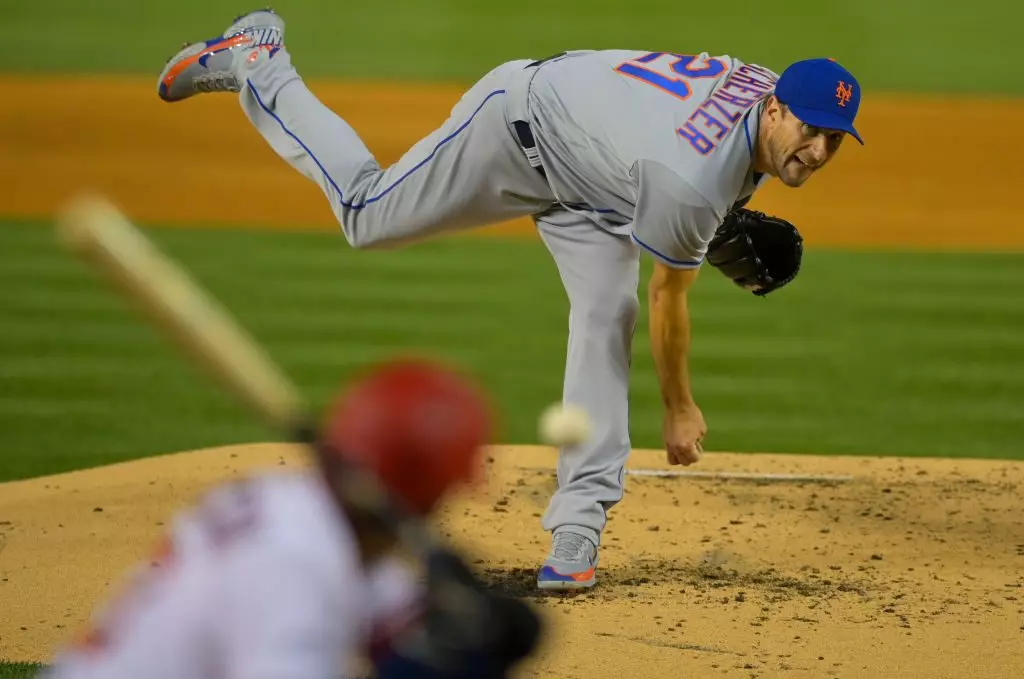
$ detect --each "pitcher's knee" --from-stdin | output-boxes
[335,207,408,250]
[337,216,380,250]
[333,185,447,250]
[574,289,639,329]
[336,212,433,250]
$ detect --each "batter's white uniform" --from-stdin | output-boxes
[43,472,420,679]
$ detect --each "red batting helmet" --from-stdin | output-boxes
[321,357,494,515]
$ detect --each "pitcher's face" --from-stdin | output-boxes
[762,96,846,187]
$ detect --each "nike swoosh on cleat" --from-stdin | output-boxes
[161,34,250,91]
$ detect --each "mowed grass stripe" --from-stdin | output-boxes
[2,0,1023,94]
[1,220,1022,482]
[0,662,42,679]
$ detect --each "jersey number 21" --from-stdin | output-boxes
[615,52,726,101]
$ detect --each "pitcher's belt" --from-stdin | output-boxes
[508,52,569,178]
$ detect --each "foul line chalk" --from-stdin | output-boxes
[625,469,854,483]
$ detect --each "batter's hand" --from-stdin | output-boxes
[664,405,706,466]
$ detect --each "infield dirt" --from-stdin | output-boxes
[1,444,1022,678]
[1,75,1022,250]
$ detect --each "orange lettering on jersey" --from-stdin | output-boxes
[709,94,750,122]
[691,108,729,140]
[722,82,764,97]
[677,122,715,155]
[729,72,772,91]
[739,64,779,86]
[678,64,777,156]
[836,81,853,107]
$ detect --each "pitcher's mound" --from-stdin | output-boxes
[1,444,1022,678]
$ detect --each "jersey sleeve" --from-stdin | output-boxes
[215,540,357,679]
[629,159,724,268]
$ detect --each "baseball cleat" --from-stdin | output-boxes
[536,531,598,590]
[157,9,285,103]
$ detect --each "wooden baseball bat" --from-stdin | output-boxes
[54,193,435,556]
[57,194,307,432]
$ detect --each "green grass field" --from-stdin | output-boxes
[2,219,1022,486]
[0,663,43,679]
[1,1,1022,93]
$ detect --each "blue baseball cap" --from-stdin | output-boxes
[774,58,864,145]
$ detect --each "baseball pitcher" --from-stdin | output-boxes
[155,8,864,591]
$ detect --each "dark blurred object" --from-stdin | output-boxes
[374,549,543,679]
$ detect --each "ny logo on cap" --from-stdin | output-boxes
[835,81,854,107]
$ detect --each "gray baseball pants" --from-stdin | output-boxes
[239,49,640,547]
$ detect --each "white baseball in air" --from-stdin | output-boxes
[538,403,591,447]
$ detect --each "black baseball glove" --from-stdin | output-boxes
[705,208,803,296]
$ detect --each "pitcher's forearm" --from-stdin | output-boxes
[647,264,699,411]
[649,287,694,409]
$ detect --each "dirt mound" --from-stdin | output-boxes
[1,444,1022,678]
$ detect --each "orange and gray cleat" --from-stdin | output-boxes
[157,9,285,102]
[537,531,599,590]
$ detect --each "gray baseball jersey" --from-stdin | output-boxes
[235,44,780,551]
[523,50,779,268]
